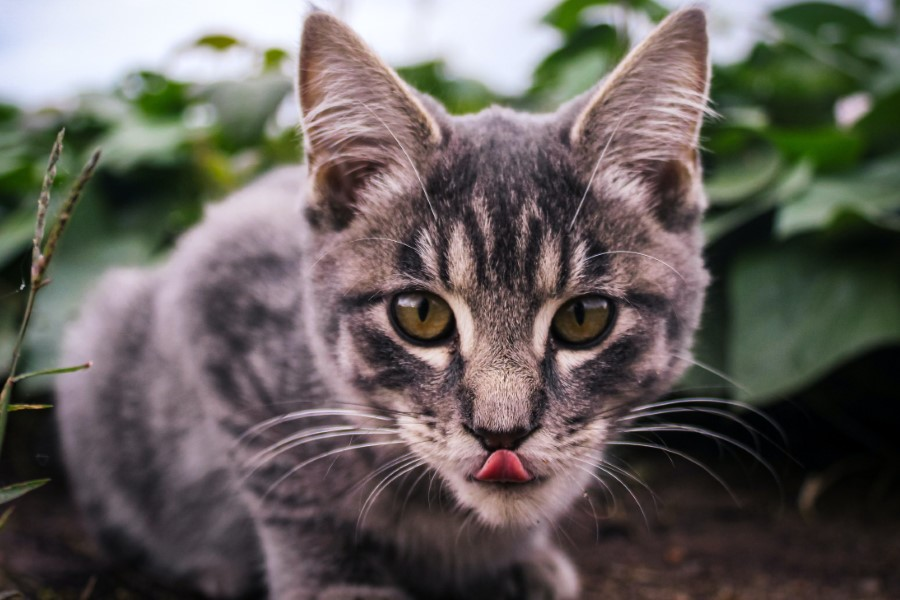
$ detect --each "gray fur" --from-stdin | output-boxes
[57,9,710,599]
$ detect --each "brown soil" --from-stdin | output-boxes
[1,412,898,599]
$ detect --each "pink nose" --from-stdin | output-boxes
[474,449,533,483]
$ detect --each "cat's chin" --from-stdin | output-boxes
[445,471,583,530]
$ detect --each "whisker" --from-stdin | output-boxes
[624,406,768,447]
[629,396,787,445]
[357,458,426,533]
[607,439,740,505]
[400,463,434,516]
[238,408,394,446]
[574,461,650,526]
[245,428,402,477]
[585,250,686,282]
[309,236,418,271]
[590,455,661,505]
[620,423,780,484]
[670,354,750,394]
[358,101,437,221]
[569,96,638,231]
[263,440,407,501]
[349,452,419,496]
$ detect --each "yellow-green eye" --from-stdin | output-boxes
[551,295,614,347]
[390,292,455,344]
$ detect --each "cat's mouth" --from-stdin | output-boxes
[471,450,536,484]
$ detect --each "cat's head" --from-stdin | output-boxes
[297,9,711,528]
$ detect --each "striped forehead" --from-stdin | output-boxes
[395,206,614,299]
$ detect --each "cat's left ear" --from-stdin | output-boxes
[299,12,442,230]
[569,8,711,227]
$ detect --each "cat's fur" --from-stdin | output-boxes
[57,8,710,599]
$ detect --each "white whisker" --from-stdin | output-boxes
[263,440,407,501]
[608,439,740,505]
[359,101,437,221]
[586,250,686,282]
[245,427,402,477]
[238,408,394,446]
[569,96,639,230]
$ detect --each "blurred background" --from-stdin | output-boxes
[0,0,899,596]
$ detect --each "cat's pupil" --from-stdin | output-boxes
[417,298,429,322]
[573,301,585,326]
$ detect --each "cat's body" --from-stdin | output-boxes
[58,9,711,599]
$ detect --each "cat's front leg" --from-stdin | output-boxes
[257,519,409,600]
[316,585,412,600]
[485,540,580,600]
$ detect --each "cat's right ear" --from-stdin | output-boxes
[299,12,442,231]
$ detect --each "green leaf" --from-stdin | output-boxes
[202,74,292,149]
[194,34,242,51]
[397,61,498,115]
[528,24,620,109]
[0,506,13,530]
[98,113,191,172]
[854,87,900,156]
[771,3,879,42]
[728,240,900,403]
[766,127,863,172]
[703,160,813,243]
[0,478,50,504]
[543,0,667,34]
[776,155,900,237]
[705,148,782,205]
[7,404,53,411]
[12,361,91,382]
[263,48,289,72]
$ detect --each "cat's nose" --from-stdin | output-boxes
[467,425,537,451]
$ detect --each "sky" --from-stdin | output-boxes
[0,0,885,108]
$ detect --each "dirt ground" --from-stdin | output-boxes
[1,411,899,600]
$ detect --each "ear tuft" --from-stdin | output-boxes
[299,12,441,230]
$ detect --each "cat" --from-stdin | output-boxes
[57,7,710,599]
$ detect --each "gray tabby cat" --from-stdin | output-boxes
[57,7,710,599]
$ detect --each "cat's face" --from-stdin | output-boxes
[298,10,710,528]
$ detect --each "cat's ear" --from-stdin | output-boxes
[298,12,441,230]
[570,8,711,226]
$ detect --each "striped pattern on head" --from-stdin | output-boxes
[298,8,711,527]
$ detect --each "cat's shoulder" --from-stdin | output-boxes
[152,166,310,344]
[163,165,309,283]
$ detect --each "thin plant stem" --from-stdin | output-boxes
[0,131,100,463]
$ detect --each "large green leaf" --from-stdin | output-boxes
[728,240,900,403]
[98,113,191,173]
[766,127,863,172]
[776,154,900,237]
[703,160,813,243]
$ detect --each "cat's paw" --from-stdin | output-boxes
[514,543,580,600]
[317,584,413,600]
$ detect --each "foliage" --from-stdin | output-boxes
[0,130,96,509]
[0,2,898,422]
[523,0,900,406]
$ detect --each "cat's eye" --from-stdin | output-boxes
[390,292,455,344]
[551,295,614,347]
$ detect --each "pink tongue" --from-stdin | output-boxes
[474,450,533,483]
